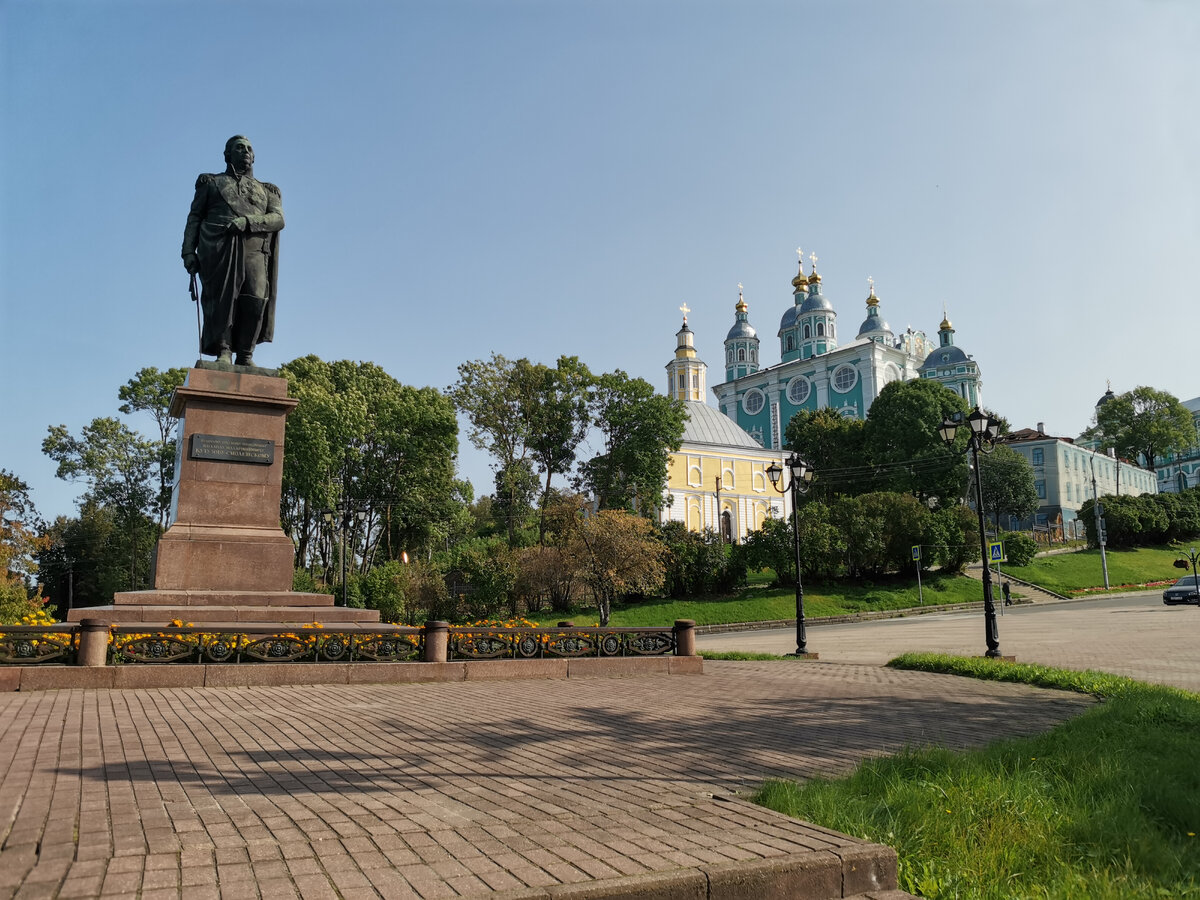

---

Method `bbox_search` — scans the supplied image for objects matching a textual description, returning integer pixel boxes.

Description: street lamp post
[939,408,1003,658]
[766,454,816,656]
[322,502,367,607]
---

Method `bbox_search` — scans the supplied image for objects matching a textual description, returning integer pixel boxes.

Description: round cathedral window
[832,365,858,393]
[786,377,810,405]
[742,388,766,415]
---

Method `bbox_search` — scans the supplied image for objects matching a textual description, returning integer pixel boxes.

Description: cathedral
[660,251,985,540]
[711,252,983,450]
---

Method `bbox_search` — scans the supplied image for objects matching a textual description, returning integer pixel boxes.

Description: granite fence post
[423,621,449,663]
[78,619,110,667]
[674,619,696,657]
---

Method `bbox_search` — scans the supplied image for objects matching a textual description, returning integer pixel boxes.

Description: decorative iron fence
[0,626,79,665]
[0,621,693,667]
[448,626,676,660]
[107,626,425,665]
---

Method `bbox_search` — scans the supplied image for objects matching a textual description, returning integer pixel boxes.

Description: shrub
[1002,531,1037,567]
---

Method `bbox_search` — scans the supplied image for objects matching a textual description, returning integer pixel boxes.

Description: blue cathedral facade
[709,254,983,448]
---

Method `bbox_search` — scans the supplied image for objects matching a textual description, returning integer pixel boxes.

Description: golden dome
[866,278,879,308]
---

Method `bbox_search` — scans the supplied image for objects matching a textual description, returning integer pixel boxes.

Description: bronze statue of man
[182,136,284,366]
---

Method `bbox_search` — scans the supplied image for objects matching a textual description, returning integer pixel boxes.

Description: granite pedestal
[69,366,379,626]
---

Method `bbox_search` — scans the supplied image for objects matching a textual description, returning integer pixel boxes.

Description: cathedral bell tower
[666,304,707,402]
[724,284,760,381]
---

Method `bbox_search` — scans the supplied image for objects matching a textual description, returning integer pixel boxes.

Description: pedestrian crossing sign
[911,545,921,561]
[988,541,1005,562]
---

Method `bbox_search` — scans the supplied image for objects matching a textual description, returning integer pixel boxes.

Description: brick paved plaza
[0,662,1089,899]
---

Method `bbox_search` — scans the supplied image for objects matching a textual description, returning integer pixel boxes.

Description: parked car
[1162,575,1200,605]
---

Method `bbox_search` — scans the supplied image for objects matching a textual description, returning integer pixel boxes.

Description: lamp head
[939,417,958,446]
[787,455,809,482]
[968,407,990,437]
[766,461,782,487]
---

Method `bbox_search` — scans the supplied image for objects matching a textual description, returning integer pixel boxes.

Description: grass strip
[753,654,1200,899]
[696,650,789,661]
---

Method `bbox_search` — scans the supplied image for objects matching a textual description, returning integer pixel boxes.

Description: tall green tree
[1094,386,1196,479]
[37,503,157,610]
[449,354,537,546]
[862,379,970,505]
[282,356,460,578]
[523,356,593,543]
[785,408,867,498]
[43,417,158,589]
[117,366,187,530]
[978,444,1039,529]
[578,370,686,514]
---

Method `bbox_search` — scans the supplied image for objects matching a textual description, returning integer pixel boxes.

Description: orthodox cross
[679,303,690,323]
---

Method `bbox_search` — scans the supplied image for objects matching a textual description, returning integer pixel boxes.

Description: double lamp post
[939,407,1004,658]
[766,454,815,657]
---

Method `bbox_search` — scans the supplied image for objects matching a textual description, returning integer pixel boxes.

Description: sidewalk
[0,664,1088,899]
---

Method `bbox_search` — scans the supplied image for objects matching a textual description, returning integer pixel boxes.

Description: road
[696,592,1200,692]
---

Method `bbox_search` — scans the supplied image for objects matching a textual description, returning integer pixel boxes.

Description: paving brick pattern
[0,664,1089,898]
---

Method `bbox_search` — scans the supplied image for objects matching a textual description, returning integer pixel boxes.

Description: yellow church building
[661,303,789,541]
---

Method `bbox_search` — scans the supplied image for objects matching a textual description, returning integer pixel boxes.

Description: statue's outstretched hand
[226,217,249,233]
[183,253,199,275]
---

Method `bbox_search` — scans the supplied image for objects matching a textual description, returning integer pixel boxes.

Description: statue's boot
[216,347,233,365]
[232,295,268,367]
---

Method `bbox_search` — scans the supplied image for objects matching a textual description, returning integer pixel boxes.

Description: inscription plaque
[190,433,275,465]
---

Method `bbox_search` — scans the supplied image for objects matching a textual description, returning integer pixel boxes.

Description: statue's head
[224,135,254,171]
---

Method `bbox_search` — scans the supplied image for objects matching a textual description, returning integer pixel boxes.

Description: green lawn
[542,573,986,628]
[754,654,1200,899]
[1003,545,1183,596]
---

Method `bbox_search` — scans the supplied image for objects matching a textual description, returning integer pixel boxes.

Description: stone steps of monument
[112,589,336,607]
[67,604,381,625]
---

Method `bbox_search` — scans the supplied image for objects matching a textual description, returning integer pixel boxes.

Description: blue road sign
[988,540,1005,562]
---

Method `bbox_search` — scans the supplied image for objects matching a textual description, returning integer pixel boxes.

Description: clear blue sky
[3,0,1197,522]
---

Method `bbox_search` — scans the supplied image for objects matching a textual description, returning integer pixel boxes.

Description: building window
[738,348,745,362]
[816,322,825,337]
[1032,448,1044,466]
[1036,480,1045,499]
[742,389,765,416]
[832,365,858,393]
[678,373,685,388]
[692,374,698,388]
[786,377,810,405]
[786,335,794,351]
[750,348,757,362]
[803,324,811,339]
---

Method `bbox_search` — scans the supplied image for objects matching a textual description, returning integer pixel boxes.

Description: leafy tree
[490,460,539,547]
[978,444,1039,528]
[579,370,686,515]
[784,408,867,498]
[741,516,795,585]
[862,379,970,505]
[567,509,666,625]
[1094,386,1195,478]
[523,356,593,543]
[117,366,187,530]
[43,417,158,588]
[282,356,461,579]
[37,503,157,609]
[923,505,980,572]
[0,470,47,612]
[448,353,537,546]
[655,521,745,597]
